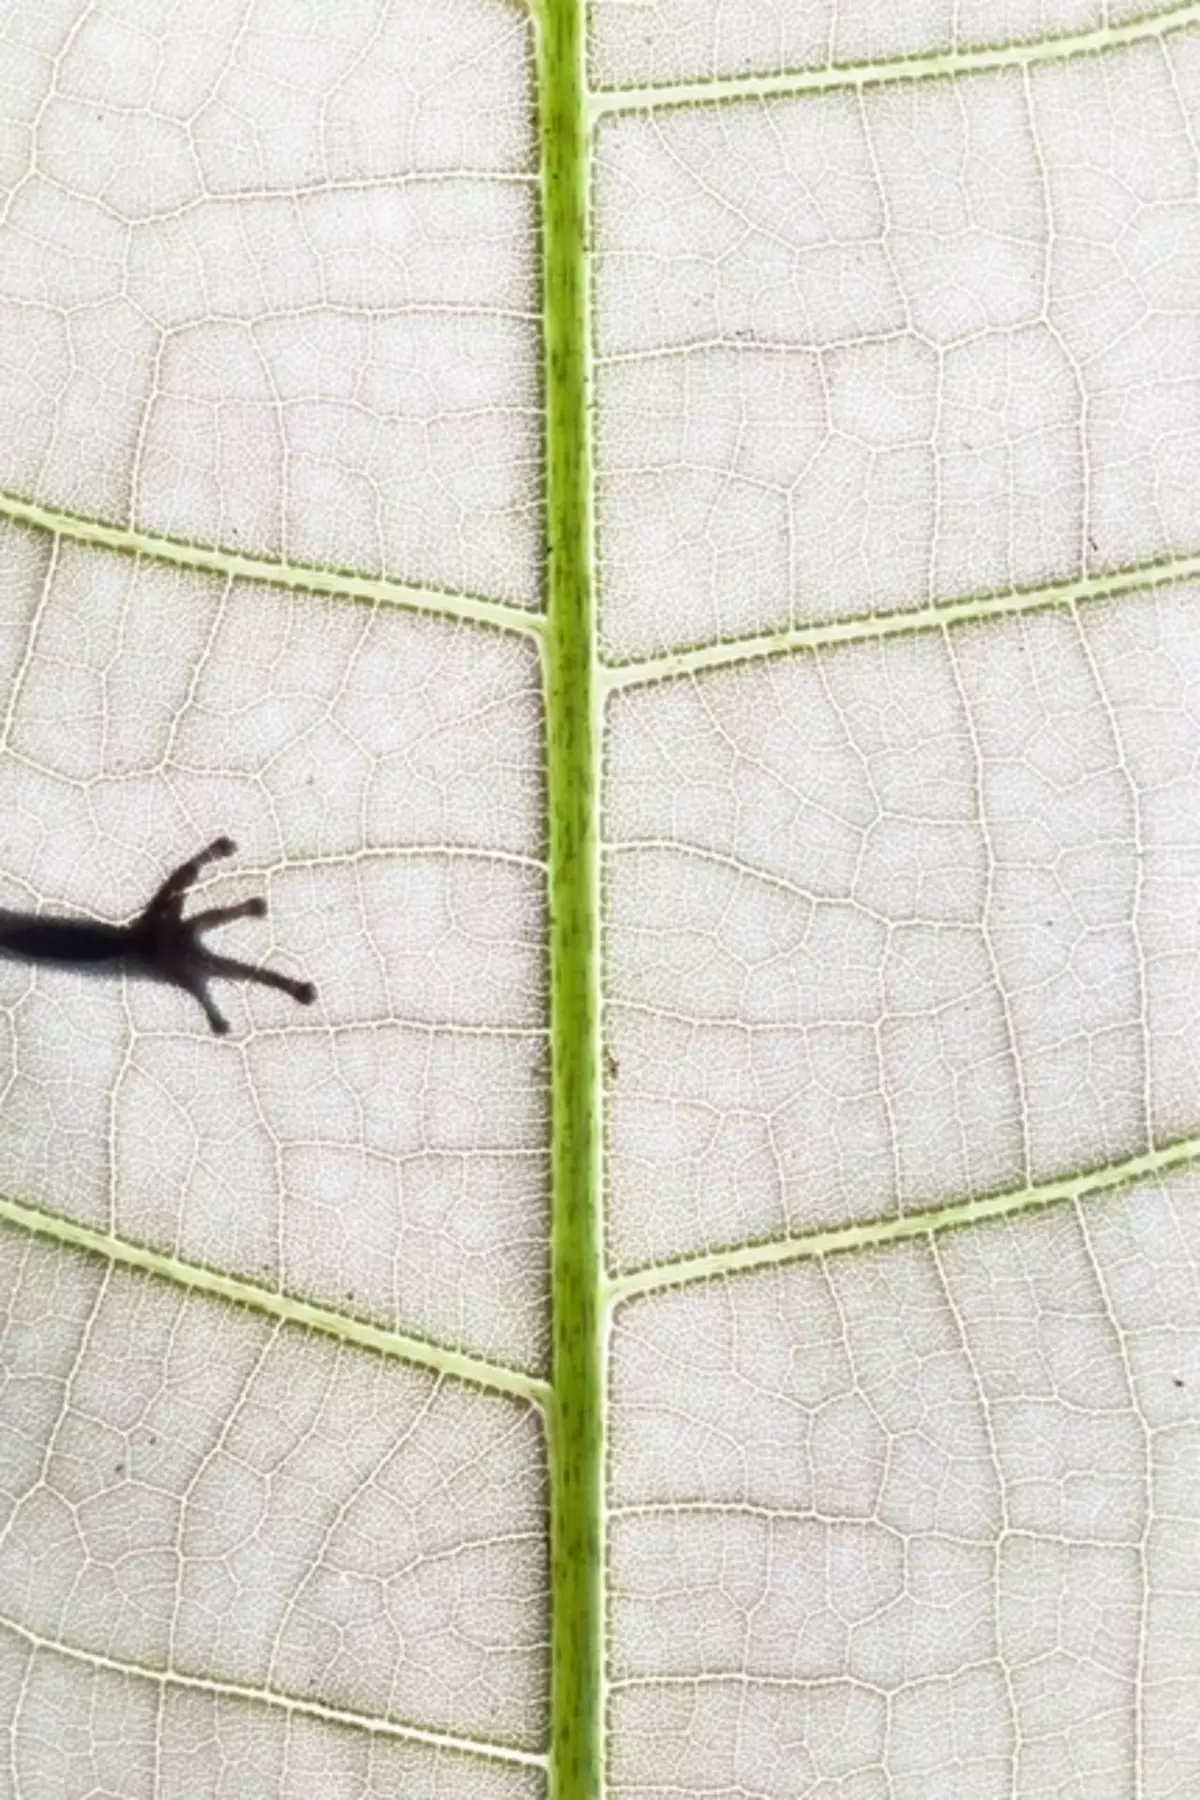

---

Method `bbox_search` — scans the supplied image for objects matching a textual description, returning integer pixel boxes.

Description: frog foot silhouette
[0,837,316,1035]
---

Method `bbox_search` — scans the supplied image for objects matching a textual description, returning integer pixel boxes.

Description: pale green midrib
[0,491,543,639]
[540,0,602,1798]
[607,1131,1200,1301]
[0,1617,546,1771]
[591,2,1200,115]
[0,1193,548,1405]
[602,551,1200,690]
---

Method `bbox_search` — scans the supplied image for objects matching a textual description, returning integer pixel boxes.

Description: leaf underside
[1,4,1199,1799]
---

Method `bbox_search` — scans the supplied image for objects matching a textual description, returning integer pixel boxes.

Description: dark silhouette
[0,837,316,1034]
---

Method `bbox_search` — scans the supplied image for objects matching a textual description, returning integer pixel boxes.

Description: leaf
[0,4,1199,1798]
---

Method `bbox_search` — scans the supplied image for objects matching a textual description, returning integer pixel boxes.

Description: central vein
[540,0,602,1797]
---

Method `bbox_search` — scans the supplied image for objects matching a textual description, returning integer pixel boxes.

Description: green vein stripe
[541,0,602,1795]
[593,2,1200,113]
[0,1194,548,1404]
[602,553,1200,689]
[0,491,542,638]
[0,1619,546,1771]
[608,1133,1200,1300]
